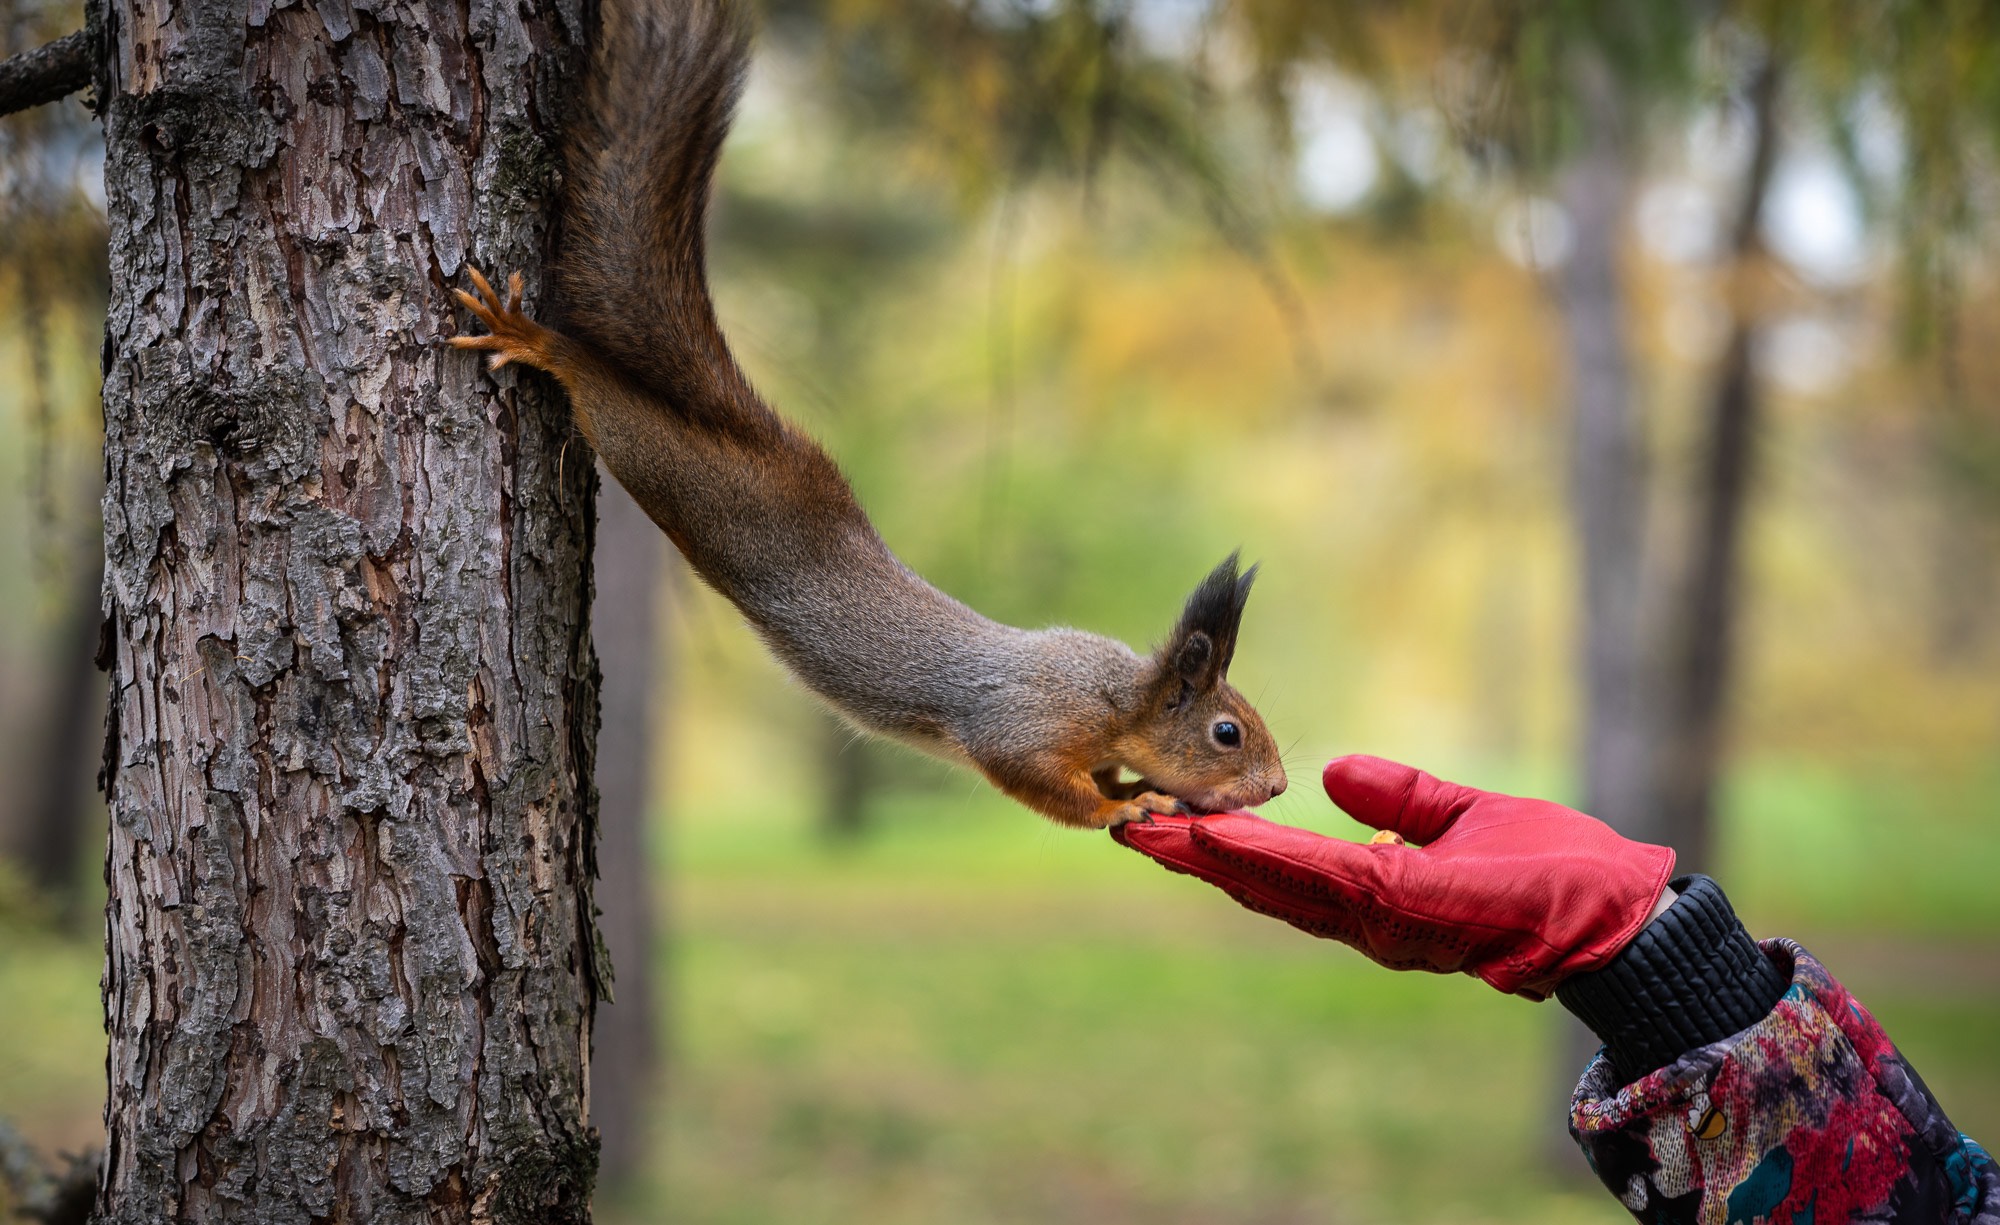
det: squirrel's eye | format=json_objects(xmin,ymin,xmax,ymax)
[{"xmin": 1212, "ymin": 720, "xmax": 1241, "ymax": 748}]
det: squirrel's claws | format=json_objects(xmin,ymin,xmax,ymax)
[
  {"xmin": 449, "ymin": 266, "xmax": 561, "ymax": 375},
  {"xmin": 446, "ymin": 331, "xmax": 515, "ymax": 370},
  {"xmin": 451, "ymin": 287, "xmax": 492, "ymax": 322},
  {"xmin": 466, "ymin": 266, "xmax": 502, "ymax": 311}
]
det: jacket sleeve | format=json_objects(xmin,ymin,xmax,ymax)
[{"xmin": 1554, "ymin": 875, "xmax": 1997, "ymax": 1224}]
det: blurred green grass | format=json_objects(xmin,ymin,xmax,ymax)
[
  {"xmin": 619, "ymin": 764, "xmax": 1999, "ymax": 1225},
  {"xmin": 3, "ymin": 762, "xmax": 1995, "ymax": 1224},
  {"xmin": 1724, "ymin": 760, "xmax": 2000, "ymax": 936},
  {"xmin": 627, "ymin": 793, "xmax": 1615, "ymax": 1225},
  {"xmin": 0, "ymin": 921, "xmax": 106, "ymax": 1158}
]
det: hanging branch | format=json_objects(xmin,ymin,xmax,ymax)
[{"xmin": 0, "ymin": 29, "xmax": 91, "ymax": 118}]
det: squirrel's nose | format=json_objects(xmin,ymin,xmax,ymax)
[{"xmin": 1269, "ymin": 776, "xmax": 1287, "ymax": 799}]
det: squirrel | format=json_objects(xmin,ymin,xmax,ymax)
[{"xmin": 448, "ymin": 0, "xmax": 1287, "ymax": 829}]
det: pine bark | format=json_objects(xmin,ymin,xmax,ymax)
[{"xmin": 93, "ymin": 0, "xmax": 602, "ymax": 1222}]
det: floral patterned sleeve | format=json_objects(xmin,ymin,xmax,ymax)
[{"xmin": 1557, "ymin": 880, "xmax": 1996, "ymax": 1224}]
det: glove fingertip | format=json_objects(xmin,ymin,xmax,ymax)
[
  {"xmin": 1322, "ymin": 755, "xmax": 1475, "ymax": 843},
  {"xmin": 1320, "ymin": 755, "xmax": 1416, "ymax": 820}
]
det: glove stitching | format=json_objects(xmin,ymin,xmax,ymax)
[{"xmin": 1234, "ymin": 893, "xmax": 1441, "ymax": 971}]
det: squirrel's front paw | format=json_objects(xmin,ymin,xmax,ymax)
[
  {"xmin": 1099, "ymin": 792, "xmax": 1191, "ymax": 828},
  {"xmin": 448, "ymin": 267, "xmax": 561, "ymax": 373}
]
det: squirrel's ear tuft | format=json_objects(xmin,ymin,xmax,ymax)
[
  {"xmin": 1159, "ymin": 552, "xmax": 1257, "ymax": 693},
  {"xmin": 1172, "ymin": 631, "xmax": 1214, "ymax": 686}
]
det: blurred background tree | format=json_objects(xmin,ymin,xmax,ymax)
[
  {"xmin": 0, "ymin": 0, "xmax": 105, "ymax": 929},
  {"xmin": 4, "ymin": 0, "xmax": 1998, "ymax": 1221}
]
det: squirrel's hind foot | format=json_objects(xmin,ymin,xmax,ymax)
[{"xmin": 449, "ymin": 267, "xmax": 562, "ymax": 374}]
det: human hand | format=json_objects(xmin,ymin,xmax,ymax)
[{"xmin": 1112, "ymin": 755, "xmax": 1676, "ymax": 999}]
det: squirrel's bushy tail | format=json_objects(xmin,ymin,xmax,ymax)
[{"xmin": 560, "ymin": 0, "xmax": 770, "ymax": 433}]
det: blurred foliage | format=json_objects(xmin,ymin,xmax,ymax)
[
  {"xmin": 0, "ymin": 0, "xmax": 103, "ymax": 323},
  {"xmin": 0, "ymin": 0, "xmax": 104, "ymax": 603},
  {"xmin": 704, "ymin": 35, "xmax": 2000, "ymax": 766},
  {"xmin": 766, "ymin": 0, "xmax": 2000, "ymax": 358}
]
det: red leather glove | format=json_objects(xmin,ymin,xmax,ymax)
[{"xmin": 1112, "ymin": 755, "xmax": 1676, "ymax": 999}]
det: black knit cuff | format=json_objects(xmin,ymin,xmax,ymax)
[{"xmin": 1555, "ymin": 874, "xmax": 1790, "ymax": 1085}]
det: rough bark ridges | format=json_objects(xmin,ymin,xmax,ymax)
[{"xmin": 95, "ymin": 0, "xmax": 600, "ymax": 1221}]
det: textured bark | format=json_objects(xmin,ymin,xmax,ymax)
[
  {"xmin": 1654, "ymin": 60, "xmax": 1782, "ymax": 873},
  {"xmin": 93, "ymin": 0, "xmax": 601, "ymax": 1222},
  {"xmin": 584, "ymin": 474, "xmax": 663, "ymax": 1187}
]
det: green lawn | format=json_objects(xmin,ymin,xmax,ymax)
[
  {"xmin": 615, "ymin": 776, "xmax": 2000, "ymax": 1225},
  {"xmin": 0, "ymin": 924, "xmax": 104, "ymax": 1159},
  {"xmin": 3, "ymin": 764, "xmax": 1996, "ymax": 1224},
  {"xmin": 637, "ymin": 862, "xmax": 1618, "ymax": 1223}
]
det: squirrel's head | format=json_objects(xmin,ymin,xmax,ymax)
[{"xmin": 1119, "ymin": 553, "xmax": 1287, "ymax": 814}]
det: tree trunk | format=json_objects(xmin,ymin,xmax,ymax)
[
  {"xmin": 819, "ymin": 712, "xmax": 876, "ymax": 843},
  {"xmin": 585, "ymin": 474, "xmax": 664, "ymax": 1188},
  {"xmin": 1654, "ymin": 59, "xmax": 1782, "ymax": 875},
  {"xmin": 1558, "ymin": 54, "xmax": 1654, "ymax": 847},
  {"xmin": 1549, "ymin": 48, "xmax": 1649, "ymax": 1176},
  {"xmin": 15, "ymin": 517, "xmax": 105, "ymax": 921},
  {"xmin": 93, "ymin": 1, "xmax": 602, "ymax": 1221}
]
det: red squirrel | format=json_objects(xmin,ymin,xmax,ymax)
[{"xmin": 450, "ymin": 0, "xmax": 1287, "ymax": 828}]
